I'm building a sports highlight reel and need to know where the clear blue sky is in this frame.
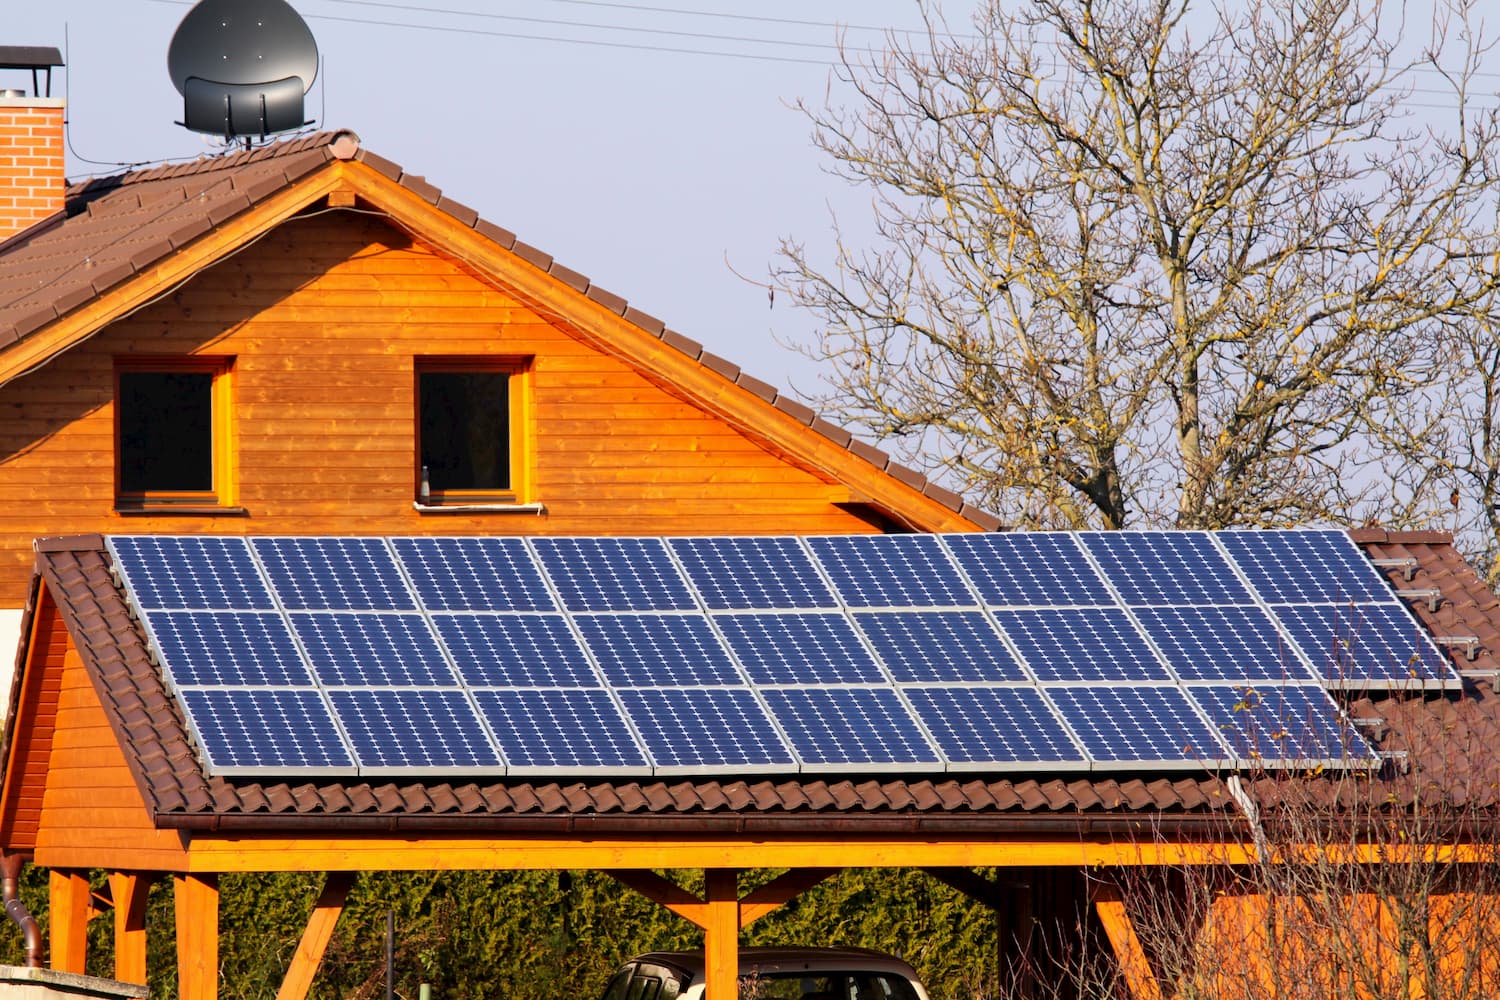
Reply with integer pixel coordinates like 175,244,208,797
5,0,972,404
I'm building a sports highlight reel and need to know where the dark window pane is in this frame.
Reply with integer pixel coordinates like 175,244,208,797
420,371,510,492
119,371,214,493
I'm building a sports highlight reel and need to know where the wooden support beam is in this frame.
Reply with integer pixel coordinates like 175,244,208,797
703,870,739,1000
1091,884,1162,1000
109,872,155,986
920,866,1025,910
603,870,709,927
175,872,219,1000
48,869,90,974
276,872,355,1000
738,868,839,927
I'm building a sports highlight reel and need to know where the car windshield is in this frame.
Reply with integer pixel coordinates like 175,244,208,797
740,971,920,1000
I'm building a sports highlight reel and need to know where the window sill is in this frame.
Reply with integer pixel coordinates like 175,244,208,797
114,505,250,517
413,501,546,515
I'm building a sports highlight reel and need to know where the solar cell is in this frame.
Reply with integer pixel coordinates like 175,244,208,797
329,689,500,770
251,537,415,611
1080,532,1253,606
618,687,794,770
668,536,837,610
474,689,649,770
290,612,455,687
1218,529,1395,605
906,686,1086,765
148,611,312,686
1270,604,1457,686
715,613,884,685
181,688,353,772
993,608,1170,682
1046,686,1228,764
761,687,939,767
109,535,273,610
942,532,1112,607
531,537,696,612
432,613,600,688
854,611,1028,682
807,534,974,608
575,614,741,688
1133,605,1318,683
391,536,556,612
1187,683,1376,765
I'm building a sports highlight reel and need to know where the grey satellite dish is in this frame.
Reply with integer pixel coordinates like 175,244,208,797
168,0,318,142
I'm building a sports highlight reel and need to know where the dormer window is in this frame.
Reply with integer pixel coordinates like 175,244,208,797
416,358,529,505
114,358,234,510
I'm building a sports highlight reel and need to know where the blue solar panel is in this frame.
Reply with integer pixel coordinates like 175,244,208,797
1218,529,1395,605
906,687,1086,765
290,612,454,687
474,689,648,770
181,688,353,772
942,532,1112,607
1081,532,1254,606
391,537,555,612
619,687,794,770
762,688,938,767
575,614,741,687
807,535,975,608
1270,604,1457,685
329,689,500,769
669,537,836,610
252,537,415,611
1133,606,1318,683
149,611,312,686
994,608,1170,682
855,611,1027,682
110,536,273,610
1187,684,1375,764
715,613,884,685
531,537,696,612
432,614,599,688
1046,686,1228,764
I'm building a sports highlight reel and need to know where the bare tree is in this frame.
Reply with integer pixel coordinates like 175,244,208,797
779,0,1500,531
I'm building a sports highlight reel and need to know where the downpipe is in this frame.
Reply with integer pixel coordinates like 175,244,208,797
0,853,42,968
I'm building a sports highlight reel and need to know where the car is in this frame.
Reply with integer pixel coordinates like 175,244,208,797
599,946,932,1000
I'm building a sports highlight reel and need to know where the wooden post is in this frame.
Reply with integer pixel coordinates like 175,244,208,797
47,869,90,974
703,869,739,1000
1091,883,1162,1000
175,872,219,1000
276,872,355,1000
109,872,155,985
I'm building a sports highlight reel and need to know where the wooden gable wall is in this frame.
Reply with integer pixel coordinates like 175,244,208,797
0,211,898,608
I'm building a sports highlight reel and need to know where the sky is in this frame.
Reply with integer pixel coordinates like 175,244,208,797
4,0,973,403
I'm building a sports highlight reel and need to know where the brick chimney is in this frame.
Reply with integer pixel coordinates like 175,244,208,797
0,93,65,242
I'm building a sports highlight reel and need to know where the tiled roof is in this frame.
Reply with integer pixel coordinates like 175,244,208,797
0,131,998,530
18,531,1500,834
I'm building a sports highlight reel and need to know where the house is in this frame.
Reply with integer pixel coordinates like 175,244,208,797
2,88,1500,1000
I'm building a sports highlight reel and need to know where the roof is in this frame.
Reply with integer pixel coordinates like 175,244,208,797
0,130,996,530
13,529,1500,834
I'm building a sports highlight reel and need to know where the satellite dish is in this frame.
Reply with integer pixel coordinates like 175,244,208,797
167,0,318,142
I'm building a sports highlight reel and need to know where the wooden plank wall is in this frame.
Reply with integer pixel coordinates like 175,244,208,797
0,213,876,606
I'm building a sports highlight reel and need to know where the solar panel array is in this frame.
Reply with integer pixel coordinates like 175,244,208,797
107,530,1452,779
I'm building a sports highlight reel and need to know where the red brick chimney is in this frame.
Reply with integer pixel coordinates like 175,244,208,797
0,94,65,242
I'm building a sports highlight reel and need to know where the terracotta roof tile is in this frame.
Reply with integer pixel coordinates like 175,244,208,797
660,329,702,358
586,285,629,315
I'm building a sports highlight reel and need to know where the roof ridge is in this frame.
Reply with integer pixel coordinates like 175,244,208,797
64,130,359,195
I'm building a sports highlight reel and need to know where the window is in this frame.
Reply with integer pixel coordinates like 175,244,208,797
115,358,233,509
416,358,528,505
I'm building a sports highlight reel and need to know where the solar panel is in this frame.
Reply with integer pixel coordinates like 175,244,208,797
807,534,974,608
669,537,836,610
328,689,500,771
149,611,312,686
905,686,1086,766
109,535,274,610
575,614,742,687
715,613,884,685
1080,532,1254,606
1270,604,1456,687
473,689,648,771
290,612,455,687
1187,683,1375,765
1132,605,1318,683
391,537,555,612
942,532,1112,607
531,537,696,612
994,608,1171,682
761,687,939,769
180,688,354,773
1218,529,1395,605
251,537,415,611
618,688,794,772
432,614,600,688
854,611,1028,682
1046,686,1229,765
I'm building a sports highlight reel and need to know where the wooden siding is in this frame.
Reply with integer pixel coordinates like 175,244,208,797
0,213,884,606
0,590,62,850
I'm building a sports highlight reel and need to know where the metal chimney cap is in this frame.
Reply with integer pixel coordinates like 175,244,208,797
0,47,64,71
